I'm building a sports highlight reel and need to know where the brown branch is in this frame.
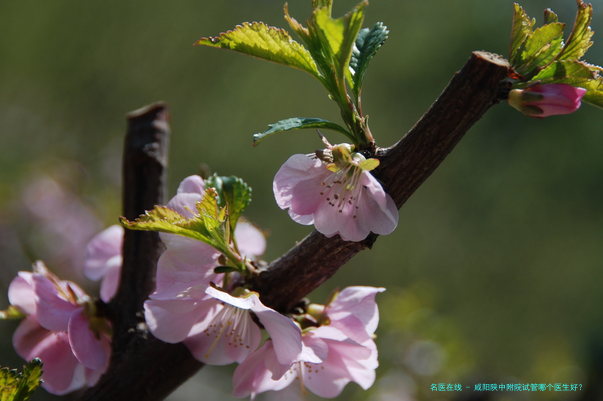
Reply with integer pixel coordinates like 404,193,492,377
248,51,510,312
80,102,205,400
79,51,509,400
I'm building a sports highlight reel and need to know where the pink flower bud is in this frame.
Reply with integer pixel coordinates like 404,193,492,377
508,83,587,118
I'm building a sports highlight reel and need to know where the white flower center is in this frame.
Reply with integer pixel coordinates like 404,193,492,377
203,304,252,359
319,165,365,218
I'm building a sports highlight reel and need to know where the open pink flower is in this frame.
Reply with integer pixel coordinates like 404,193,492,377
273,147,398,242
232,286,384,399
145,286,303,366
508,83,587,118
83,224,124,302
8,263,111,395
233,326,378,399
153,175,266,294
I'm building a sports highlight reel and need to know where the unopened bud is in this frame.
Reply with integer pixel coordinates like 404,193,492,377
508,83,587,118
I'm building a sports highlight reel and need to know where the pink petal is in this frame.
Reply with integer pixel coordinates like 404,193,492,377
177,175,205,195
68,308,108,370
355,172,398,235
288,210,314,225
327,286,385,343
13,316,86,395
302,327,378,397
84,334,111,386
234,220,266,258
313,196,355,239
32,274,79,332
8,273,36,316
232,340,294,399
273,154,323,210
166,193,204,218
184,303,262,365
159,233,221,266
249,294,305,366
155,251,218,293
206,286,255,309
83,225,124,281
99,255,122,302
289,176,325,216
144,297,213,343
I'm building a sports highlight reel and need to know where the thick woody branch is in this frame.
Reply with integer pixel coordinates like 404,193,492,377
79,52,510,400
80,103,204,401
249,51,510,312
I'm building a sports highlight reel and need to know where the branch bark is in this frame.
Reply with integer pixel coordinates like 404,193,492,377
80,102,205,401
248,51,510,312
79,51,510,400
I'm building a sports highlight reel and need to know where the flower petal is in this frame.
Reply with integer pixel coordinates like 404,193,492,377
249,294,304,365
159,233,220,267
8,273,36,316
177,175,205,195
13,316,85,395
144,297,213,343
68,308,108,370
165,192,204,218
184,303,261,365
273,154,323,210
32,274,79,332
155,251,218,293
327,286,385,343
99,255,122,302
83,225,124,282
356,172,398,236
232,340,294,399
234,220,266,258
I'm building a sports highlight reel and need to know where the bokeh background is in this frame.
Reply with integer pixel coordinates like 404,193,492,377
1,0,602,400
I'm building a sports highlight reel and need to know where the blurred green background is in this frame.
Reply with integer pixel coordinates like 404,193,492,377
1,0,602,400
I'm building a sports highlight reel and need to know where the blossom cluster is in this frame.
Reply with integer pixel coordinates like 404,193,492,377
144,175,386,398
7,261,113,394
3,171,389,398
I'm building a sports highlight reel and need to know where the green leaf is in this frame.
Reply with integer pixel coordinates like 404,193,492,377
253,117,353,146
348,22,388,98
544,9,558,24
0,359,43,401
515,22,565,75
581,80,603,109
557,0,593,61
120,188,229,252
531,60,596,83
195,22,320,79
313,1,367,86
529,60,603,108
206,175,252,233
0,306,25,320
509,3,535,64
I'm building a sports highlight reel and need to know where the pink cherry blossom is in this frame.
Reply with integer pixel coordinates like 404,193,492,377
8,263,111,395
232,286,384,398
152,175,266,294
508,83,587,118
83,224,124,302
145,286,303,366
273,150,398,242
233,326,378,399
